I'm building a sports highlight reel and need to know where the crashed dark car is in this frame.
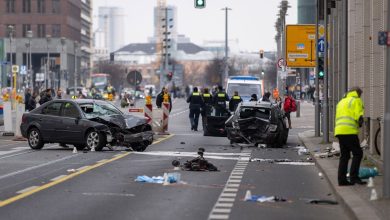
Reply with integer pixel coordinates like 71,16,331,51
202,105,231,137
20,99,153,151
225,102,289,148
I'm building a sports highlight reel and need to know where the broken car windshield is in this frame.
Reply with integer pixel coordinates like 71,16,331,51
79,102,122,118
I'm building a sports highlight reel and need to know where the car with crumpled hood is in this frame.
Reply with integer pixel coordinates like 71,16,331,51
225,101,289,147
20,99,153,151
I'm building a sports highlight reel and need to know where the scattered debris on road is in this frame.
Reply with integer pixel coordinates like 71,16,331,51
172,148,218,171
244,190,287,203
303,199,338,205
249,158,315,165
135,172,181,185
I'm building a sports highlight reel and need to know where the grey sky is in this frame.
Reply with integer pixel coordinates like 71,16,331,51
93,0,298,52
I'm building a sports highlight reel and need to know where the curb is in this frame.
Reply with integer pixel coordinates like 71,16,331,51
298,130,382,220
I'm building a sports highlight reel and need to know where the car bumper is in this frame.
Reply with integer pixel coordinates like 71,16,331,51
123,131,154,144
226,127,278,144
20,124,28,137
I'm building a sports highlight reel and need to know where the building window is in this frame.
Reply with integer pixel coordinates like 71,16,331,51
37,0,45,13
52,24,61,37
6,0,15,13
22,24,31,37
37,24,46,38
5,24,15,36
52,0,61,13
23,0,31,13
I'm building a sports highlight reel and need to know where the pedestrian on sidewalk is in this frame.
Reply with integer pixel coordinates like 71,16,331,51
24,88,31,110
283,92,296,129
335,87,366,186
156,87,172,112
187,87,204,131
26,92,38,111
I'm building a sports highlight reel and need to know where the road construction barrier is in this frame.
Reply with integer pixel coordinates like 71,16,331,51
3,101,13,135
162,102,170,134
14,102,26,141
144,104,153,125
152,108,163,133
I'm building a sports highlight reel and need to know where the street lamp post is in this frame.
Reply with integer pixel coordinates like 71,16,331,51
60,37,66,90
221,7,232,86
45,35,51,89
74,41,79,95
8,25,14,89
26,30,33,89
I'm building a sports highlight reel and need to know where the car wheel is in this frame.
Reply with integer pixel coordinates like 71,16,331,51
271,120,285,148
28,128,44,149
74,144,86,151
86,130,106,151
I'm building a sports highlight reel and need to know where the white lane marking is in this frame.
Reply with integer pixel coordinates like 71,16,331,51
50,175,67,181
276,162,315,166
212,208,231,213
16,186,39,194
218,198,235,202
0,154,80,181
220,193,237,197
215,203,234,208
209,214,229,220
0,150,33,160
208,149,252,220
82,192,135,197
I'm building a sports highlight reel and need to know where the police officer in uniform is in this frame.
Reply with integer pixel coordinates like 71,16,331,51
187,87,204,131
213,85,229,116
229,91,242,112
201,88,213,130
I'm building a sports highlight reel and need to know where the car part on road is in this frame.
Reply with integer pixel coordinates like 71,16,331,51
304,199,338,205
172,148,219,171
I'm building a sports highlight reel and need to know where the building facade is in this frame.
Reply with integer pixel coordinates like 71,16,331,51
0,0,91,91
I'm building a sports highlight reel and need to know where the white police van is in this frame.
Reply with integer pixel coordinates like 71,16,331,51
226,76,264,101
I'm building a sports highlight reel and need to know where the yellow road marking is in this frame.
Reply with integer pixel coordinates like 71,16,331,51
0,152,131,207
152,134,175,145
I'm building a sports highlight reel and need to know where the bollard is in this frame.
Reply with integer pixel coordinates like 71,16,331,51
144,95,153,125
162,102,170,134
296,100,301,118
3,101,13,135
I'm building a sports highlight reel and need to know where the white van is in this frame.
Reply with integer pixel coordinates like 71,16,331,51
226,76,264,101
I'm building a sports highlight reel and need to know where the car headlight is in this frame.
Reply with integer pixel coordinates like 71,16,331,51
268,124,278,132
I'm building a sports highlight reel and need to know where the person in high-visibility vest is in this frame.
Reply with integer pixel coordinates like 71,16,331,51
335,87,365,186
201,88,213,130
228,91,242,112
186,87,204,131
213,85,229,116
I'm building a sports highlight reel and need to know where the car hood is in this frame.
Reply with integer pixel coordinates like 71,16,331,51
89,114,147,129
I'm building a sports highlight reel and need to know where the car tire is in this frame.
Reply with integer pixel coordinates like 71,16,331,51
85,130,106,151
28,127,44,149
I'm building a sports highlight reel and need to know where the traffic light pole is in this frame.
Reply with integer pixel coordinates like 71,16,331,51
323,0,329,143
315,0,321,137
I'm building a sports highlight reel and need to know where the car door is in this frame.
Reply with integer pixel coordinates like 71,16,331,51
40,102,63,142
59,102,84,143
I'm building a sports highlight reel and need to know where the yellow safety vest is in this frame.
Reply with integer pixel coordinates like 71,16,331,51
334,91,364,136
192,92,200,96
217,93,226,98
203,94,211,98
232,96,241,100
71,96,77,99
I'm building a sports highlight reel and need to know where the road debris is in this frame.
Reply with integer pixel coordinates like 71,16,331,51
249,158,315,165
135,172,181,185
304,199,338,205
244,190,287,202
172,148,218,171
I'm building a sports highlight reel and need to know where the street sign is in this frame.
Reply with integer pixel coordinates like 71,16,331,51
127,70,142,86
12,65,19,73
20,65,27,75
286,25,316,68
277,58,285,68
318,38,325,53
35,73,44,82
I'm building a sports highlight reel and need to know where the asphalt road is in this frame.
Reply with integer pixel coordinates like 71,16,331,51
0,98,349,220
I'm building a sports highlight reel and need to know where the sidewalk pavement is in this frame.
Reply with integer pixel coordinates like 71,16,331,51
294,101,389,220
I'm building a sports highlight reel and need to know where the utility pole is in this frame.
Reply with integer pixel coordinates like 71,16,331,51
323,0,329,143
222,7,231,86
341,0,348,96
74,41,78,95
384,0,390,199
315,0,321,137
160,7,172,90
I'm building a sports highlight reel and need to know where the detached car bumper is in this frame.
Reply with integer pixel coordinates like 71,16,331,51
123,131,154,144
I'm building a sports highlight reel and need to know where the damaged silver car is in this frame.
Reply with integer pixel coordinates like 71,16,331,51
21,99,153,151
225,102,289,147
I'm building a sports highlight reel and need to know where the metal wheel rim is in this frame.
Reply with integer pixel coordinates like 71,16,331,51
87,132,99,148
29,130,39,147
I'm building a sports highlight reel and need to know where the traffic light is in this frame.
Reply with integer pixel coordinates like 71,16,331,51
194,0,205,9
260,50,264,59
318,58,324,79
167,72,173,81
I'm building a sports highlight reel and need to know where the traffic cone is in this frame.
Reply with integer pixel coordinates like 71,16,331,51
370,188,378,201
244,190,252,201
367,177,374,188
163,173,170,185
72,146,78,154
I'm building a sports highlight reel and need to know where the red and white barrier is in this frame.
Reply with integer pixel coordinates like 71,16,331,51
162,102,170,133
144,104,153,125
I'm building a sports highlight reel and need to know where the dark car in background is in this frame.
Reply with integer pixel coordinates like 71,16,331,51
225,102,289,147
21,99,153,151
